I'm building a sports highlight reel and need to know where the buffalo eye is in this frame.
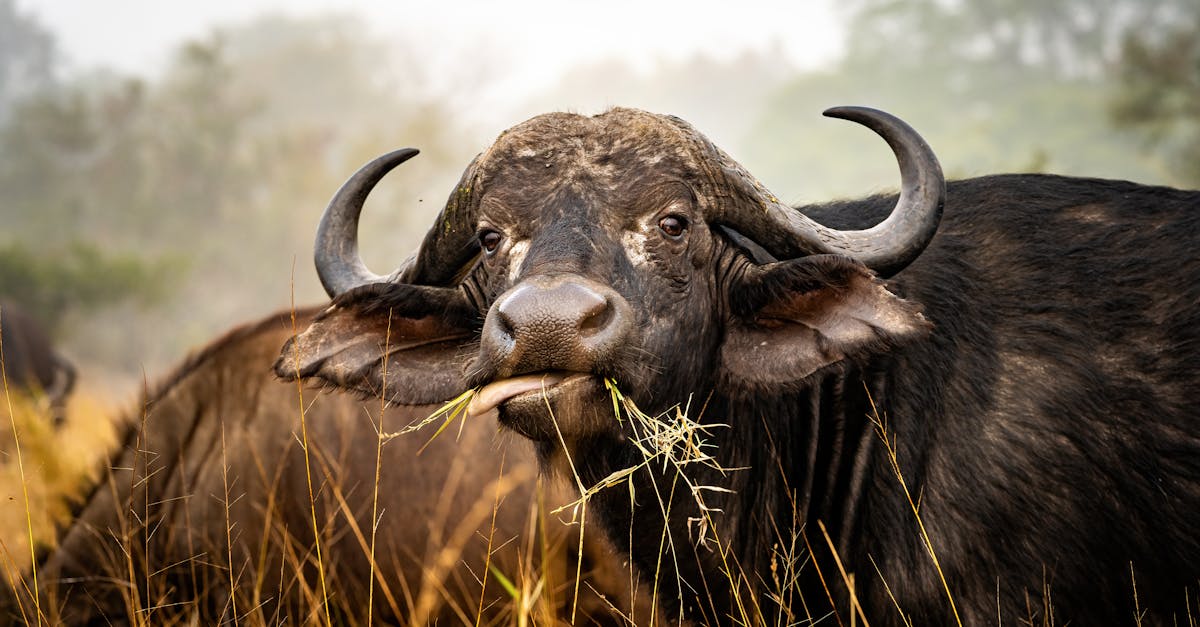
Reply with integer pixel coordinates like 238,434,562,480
658,215,688,239
479,230,502,254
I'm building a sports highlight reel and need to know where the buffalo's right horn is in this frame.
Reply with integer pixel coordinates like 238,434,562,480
314,148,418,297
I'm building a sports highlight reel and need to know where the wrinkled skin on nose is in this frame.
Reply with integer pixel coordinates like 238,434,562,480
481,275,633,378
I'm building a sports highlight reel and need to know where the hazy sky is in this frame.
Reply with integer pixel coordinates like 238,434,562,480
20,0,843,108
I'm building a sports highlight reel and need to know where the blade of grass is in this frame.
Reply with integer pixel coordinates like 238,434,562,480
368,309,393,626
869,554,912,627
819,519,870,627
0,306,44,626
0,537,32,625
380,386,479,451
219,413,239,626
306,445,402,618
488,564,519,600
541,381,589,623
864,384,961,627
287,269,331,627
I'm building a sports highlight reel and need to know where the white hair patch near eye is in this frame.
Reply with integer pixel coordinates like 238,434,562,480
622,230,652,267
508,240,530,276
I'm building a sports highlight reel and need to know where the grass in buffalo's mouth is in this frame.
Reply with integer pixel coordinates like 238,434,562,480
539,378,750,622
380,387,480,453
588,379,733,544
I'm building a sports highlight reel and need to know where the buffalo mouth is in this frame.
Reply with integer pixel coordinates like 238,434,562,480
467,372,603,440
467,371,595,415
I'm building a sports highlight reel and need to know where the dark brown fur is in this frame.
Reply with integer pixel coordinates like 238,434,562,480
279,109,1200,625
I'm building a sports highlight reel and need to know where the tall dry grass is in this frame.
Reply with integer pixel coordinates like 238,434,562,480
2,372,1177,625
0,381,972,626
0,385,117,627
0,389,117,580
0,369,647,625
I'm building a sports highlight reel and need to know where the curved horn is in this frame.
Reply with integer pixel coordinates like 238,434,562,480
315,148,418,297
714,107,944,278
401,155,488,286
817,106,945,276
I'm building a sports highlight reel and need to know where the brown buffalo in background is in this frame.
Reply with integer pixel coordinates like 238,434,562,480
0,301,76,426
6,306,648,625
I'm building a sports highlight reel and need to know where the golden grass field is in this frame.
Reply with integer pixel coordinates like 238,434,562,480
0,385,627,626
0,381,1000,626
1,370,1178,626
0,388,117,581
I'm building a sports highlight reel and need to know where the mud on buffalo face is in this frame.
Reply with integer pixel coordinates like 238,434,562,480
276,107,942,447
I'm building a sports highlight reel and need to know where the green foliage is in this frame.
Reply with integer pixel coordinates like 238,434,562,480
743,0,1190,202
841,0,1188,77
0,12,470,375
0,242,177,333
1111,22,1200,187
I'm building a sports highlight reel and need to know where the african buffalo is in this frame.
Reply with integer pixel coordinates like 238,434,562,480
0,300,76,425
10,307,645,625
279,106,1200,625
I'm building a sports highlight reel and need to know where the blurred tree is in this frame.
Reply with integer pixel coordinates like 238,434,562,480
2,75,153,244
0,0,54,121
2,12,474,377
201,14,472,277
0,4,171,342
742,0,1189,203
842,0,1189,78
1111,21,1200,187
741,68,1149,204
0,243,174,333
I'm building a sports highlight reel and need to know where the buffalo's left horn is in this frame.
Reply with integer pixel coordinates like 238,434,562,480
314,148,418,297
717,106,945,278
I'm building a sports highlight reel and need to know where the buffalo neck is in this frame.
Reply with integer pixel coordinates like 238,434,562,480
577,361,891,622
720,362,887,614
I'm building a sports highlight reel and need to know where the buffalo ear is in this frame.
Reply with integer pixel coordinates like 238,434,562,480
720,255,930,392
275,283,476,404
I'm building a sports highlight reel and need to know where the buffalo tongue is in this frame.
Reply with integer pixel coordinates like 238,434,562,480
467,373,568,417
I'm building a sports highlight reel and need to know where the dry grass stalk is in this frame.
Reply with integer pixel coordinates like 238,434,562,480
0,309,43,625
863,387,962,627
288,290,332,626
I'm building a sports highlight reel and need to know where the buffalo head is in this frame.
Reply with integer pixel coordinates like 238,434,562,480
277,106,942,455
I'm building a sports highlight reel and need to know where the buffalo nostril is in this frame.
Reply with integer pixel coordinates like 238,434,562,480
579,299,613,337
494,308,516,342
494,284,532,341
487,298,519,362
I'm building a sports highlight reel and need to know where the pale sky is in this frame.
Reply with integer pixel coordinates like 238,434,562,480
19,0,844,114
